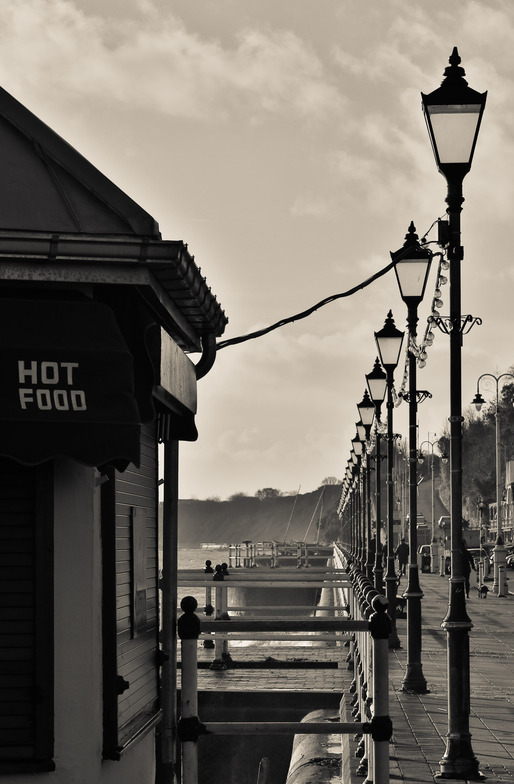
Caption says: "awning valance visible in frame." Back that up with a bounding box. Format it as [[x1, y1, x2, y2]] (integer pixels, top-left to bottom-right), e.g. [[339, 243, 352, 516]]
[[0, 297, 143, 470]]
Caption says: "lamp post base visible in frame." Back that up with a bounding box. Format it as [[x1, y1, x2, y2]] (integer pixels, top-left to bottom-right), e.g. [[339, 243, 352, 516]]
[[385, 569, 401, 649], [402, 565, 428, 693], [437, 735, 482, 780]]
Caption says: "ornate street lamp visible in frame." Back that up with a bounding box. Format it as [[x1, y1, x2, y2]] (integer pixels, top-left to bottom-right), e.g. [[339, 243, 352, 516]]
[[422, 47, 486, 780], [366, 359, 387, 591], [472, 372, 514, 595], [375, 311, 404, 649], [418, 438, 438, 562], [393, 222, 432, 692], [351, 433, 365, 569], [357, 392, 375, 581]]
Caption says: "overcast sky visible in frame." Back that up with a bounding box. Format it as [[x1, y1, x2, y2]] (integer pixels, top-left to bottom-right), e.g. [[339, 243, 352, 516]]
[[3, 0, 513, 499]]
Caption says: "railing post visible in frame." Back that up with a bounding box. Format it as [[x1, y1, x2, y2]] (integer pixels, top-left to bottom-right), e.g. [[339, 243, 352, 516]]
[[203, 586, 215, 648], [178, 596, 202, 784], [369, 594, 392, 784]]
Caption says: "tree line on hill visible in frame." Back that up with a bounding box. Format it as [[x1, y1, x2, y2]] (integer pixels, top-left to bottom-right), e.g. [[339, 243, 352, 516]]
[[177, 480, 342, 546]]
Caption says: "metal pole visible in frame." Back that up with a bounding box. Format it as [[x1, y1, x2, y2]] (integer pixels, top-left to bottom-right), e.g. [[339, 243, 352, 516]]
[[402, 310, 427, 692], [374, 425, 384, 592], [365, 450, 374, 581], [385, 373, 400, 649], [493, 392, 502, 593], [439, 173, 479, 778]]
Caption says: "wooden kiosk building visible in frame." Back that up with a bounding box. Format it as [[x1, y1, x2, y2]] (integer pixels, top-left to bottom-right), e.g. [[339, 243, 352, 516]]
[[0, 86, 227, 783]]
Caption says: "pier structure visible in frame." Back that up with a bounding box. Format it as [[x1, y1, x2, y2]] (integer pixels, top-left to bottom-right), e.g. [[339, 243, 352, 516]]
[[176, 542, 514, 784], [177, 544, 392, 783]]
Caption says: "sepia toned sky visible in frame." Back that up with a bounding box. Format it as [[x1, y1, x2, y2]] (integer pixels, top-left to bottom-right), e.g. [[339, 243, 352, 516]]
[[2, 0, 513, 499]]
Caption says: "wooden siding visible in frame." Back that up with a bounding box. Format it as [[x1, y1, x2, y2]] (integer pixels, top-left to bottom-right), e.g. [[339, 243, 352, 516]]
[[102, 422, 160, 758], [0, 459, 54, 772]]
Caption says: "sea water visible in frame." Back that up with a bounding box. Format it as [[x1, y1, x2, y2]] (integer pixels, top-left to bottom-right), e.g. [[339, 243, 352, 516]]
[[178, 546, 230, 571]]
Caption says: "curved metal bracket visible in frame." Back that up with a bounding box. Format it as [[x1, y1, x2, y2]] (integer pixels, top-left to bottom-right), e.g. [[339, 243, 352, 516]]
[[429, 315, 482, 335], [402, 390, 432, 405]]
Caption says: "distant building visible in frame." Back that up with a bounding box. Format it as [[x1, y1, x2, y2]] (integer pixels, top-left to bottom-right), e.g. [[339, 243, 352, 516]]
[[0, 85, 227, 782], [488, 460, 514, 543]]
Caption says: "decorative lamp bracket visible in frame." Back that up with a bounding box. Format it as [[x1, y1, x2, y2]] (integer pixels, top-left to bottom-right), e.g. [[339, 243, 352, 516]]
[[402, 390, 432, 405], [429, 315, 482, 335]]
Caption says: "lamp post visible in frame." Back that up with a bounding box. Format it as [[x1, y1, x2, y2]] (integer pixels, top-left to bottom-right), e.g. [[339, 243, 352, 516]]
[[358, 391, 375, 581], [375, 311, 404, 649], [393, 222, 432, 692], [351, 432, 365, 570], [366, 358, 388, 592], [472, 372, 514, 595], [422, 47, 486, 779], [418, 437, 438, 569]]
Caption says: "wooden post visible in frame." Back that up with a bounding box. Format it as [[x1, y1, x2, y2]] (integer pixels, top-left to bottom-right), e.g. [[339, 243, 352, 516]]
[[157, 438, 179, 783]]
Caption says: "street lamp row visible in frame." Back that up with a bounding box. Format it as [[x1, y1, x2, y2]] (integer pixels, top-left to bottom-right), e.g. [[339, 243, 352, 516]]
[[340, 47, 486, 779]]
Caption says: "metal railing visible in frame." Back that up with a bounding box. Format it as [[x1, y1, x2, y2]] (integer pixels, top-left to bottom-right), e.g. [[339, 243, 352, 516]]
[[176, 545, 392, 784]]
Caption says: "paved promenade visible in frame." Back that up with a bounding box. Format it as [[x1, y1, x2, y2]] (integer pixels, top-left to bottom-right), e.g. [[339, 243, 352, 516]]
[[386, 571, 514, 783], [180, 571, 514, 783]]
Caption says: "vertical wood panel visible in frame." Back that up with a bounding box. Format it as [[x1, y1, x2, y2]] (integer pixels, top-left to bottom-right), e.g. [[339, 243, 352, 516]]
[[102, 421, 160, 758], [0, 459, 54, 772]]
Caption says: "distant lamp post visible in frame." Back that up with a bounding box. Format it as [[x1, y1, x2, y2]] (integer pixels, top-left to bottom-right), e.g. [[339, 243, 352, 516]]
[[472, 371, 514, 595], [357, 391, 375, 581], [366, 358, 388, 592], [351, 433, 365, 569], [393, 222, 432, 691], [418, 438, 438, 568], [422, 47, 486, 780], [375, 311, 404, 649]]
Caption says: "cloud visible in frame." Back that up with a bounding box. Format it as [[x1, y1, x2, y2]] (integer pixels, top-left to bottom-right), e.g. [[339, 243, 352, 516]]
[[290, 195, 331, 217], [0, 0, 346, 124]]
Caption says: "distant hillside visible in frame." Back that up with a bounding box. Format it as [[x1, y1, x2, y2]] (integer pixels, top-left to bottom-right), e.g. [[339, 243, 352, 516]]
[[177, 485, 342, 546]]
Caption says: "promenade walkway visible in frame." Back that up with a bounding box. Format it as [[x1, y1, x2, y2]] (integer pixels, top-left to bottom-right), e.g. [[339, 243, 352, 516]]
[[386, 571, 514, 783], [179, 571, 514, 783]]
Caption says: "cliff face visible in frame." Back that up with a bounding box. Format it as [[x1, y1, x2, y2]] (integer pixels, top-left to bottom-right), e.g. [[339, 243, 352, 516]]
[[176, 485, 342, 546]]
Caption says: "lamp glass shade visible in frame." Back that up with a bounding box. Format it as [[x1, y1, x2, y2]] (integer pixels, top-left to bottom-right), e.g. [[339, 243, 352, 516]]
[[395, 256, 432, 301], [421, 48, 486, 170], [374, 311, 404, 370], [472, 392, 485, 411], [352, 436, 363, 457], [356, 422, 366, 441], [366, 359, 387, 404], [392, 221, 432, 303], [357, 389, 375, 427], [427, 106, 482, 164]]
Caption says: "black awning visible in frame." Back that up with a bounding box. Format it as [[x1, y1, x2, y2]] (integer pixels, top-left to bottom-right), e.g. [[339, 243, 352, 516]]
[[0, 297, 143, 470]]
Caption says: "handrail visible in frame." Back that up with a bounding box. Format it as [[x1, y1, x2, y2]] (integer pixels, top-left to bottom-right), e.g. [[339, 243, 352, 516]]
[[177, 544, 392, 784]]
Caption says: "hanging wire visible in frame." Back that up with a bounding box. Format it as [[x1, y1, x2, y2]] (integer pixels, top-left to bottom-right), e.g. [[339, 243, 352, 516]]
[[215, 257, 398, 350], [216, 216, 444, 353]]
